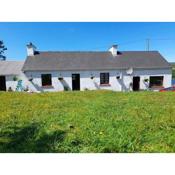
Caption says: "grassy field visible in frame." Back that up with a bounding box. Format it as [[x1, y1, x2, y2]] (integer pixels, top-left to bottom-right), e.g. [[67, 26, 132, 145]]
[[0, 91, 175, 153]]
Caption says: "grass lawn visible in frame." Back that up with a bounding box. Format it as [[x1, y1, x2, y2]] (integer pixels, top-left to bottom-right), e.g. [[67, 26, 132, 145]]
[[0, 91, 175, 153]]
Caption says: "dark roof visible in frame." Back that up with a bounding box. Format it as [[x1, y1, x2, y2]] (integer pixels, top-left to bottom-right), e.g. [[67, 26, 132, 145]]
[[0, 61, 24, 75], [22, 51, 171, 71]]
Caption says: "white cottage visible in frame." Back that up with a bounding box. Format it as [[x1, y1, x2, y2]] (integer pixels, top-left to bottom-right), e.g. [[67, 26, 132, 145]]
[[0, 43, 172, 92], [21, 43, 172, 92]]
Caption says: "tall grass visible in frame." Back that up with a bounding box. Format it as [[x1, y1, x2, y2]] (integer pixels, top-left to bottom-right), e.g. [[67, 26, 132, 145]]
[[0, 91, 175, 152]]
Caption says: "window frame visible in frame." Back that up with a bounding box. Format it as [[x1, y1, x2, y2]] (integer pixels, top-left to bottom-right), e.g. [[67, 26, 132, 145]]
[[100, 72, 110, 85], [149, 76, 164, 88], [41, 74, 52, 87]]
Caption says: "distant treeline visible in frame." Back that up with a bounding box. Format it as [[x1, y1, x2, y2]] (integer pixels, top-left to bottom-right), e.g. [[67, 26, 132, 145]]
[[170, 62, 175, 65]]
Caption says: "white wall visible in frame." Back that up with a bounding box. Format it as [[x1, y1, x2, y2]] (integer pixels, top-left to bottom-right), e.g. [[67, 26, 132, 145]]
[[25, 70, 122, 92], [5, 73, 29, 91], [4, 72, 38, 91], [134, 68, 172, 90], [23, 68, 172, 92], [122, 68, 172, 91], [5, 75, 19, 91]]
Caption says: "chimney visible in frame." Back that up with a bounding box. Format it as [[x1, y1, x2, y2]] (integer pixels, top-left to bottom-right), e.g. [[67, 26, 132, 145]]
[[26, 42, 36, 56], [109, 44, 118, 56]]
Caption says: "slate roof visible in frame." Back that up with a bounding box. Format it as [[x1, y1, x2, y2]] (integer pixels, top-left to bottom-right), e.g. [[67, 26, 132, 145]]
[[22, 51, 171, 71], [0, 61, 24, 75]]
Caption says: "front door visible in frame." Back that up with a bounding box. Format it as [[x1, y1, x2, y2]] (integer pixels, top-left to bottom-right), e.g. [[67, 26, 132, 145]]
[[133, 76, 140, 91], [0, 76, 6, 91], [72, 74, 80, 90]]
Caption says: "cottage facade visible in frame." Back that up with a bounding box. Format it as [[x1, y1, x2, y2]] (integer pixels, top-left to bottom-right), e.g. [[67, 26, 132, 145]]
[[0, 43, 172, 92]]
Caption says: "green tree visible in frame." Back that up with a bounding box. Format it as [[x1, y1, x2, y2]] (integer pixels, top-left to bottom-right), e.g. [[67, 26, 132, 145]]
[[0, 40, 7, 61]]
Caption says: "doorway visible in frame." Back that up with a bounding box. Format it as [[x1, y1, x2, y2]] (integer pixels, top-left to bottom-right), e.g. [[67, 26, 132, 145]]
[[133, 76, 140, 91], [0, 76, 6, 91], [72, 74, 80, 90]]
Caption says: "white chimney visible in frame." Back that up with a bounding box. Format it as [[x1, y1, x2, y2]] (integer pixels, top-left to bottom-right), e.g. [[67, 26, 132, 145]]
[[109, 44, 118, 56], [26, 42, 36, 56]]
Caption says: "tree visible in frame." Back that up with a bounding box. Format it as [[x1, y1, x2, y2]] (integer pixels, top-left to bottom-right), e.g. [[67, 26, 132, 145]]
[[0, 40, 7, 61]]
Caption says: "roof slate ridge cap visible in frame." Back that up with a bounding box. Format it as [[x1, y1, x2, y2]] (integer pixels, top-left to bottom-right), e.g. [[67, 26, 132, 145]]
[[39, 51, 110, 53], [0, 60, 24, 62], [38, 50, 159, 53], [119, 50, 159, 52]]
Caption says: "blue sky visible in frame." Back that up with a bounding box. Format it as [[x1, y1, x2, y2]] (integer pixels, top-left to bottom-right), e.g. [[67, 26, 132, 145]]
[[0, 22, 175, 62]]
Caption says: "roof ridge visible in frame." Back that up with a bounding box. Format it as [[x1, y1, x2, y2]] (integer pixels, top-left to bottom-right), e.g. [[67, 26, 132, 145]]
[[39, 50, 159, 53], [39, 51, 109, 53], [0, 60, 24, 62], [121, 50, 158, 52]]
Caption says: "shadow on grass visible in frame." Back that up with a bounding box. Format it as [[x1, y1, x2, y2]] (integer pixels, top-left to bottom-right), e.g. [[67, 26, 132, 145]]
[[0, 123, 66, 153]]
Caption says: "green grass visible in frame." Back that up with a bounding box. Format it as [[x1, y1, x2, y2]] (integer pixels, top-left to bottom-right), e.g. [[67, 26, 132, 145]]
[[0, 91, 175, 153]]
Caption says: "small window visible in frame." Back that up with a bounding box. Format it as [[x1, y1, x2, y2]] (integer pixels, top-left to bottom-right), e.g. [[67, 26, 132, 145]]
[[100, 73, 109, 85], [149, 76, 163, 88], [41, 74, 52, 86]]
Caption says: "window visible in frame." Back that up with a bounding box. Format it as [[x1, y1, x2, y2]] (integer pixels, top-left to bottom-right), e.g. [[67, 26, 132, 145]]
[[149, 76, 164, 88], [100, 73, 109, 85], [41, 74, 52, 86]]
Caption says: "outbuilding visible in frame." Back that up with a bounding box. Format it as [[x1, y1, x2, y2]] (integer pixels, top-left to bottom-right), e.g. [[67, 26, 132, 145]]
[[0, 61, 24, 91]]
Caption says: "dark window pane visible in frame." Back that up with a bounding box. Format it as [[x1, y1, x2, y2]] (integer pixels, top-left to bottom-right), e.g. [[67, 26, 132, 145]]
[[41, 74, 52, 86], [100, 73, 109, 84], [149, 76, 163, 88]]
